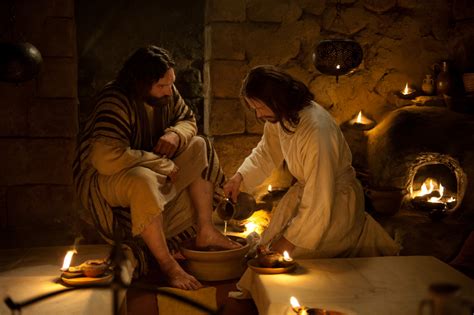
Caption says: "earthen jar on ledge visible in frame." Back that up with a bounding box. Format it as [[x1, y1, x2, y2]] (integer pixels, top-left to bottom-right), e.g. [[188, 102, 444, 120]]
[[435, 61, 453, 95]]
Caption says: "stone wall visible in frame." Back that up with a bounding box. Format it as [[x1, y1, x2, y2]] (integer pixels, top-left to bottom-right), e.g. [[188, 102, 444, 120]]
[[76, 0, 205, 130], [0, 0, 78, 247], [205, 0, 474, 175]]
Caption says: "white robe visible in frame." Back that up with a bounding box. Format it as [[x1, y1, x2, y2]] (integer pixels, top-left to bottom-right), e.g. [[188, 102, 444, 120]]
[[238, 102, 400, 257]]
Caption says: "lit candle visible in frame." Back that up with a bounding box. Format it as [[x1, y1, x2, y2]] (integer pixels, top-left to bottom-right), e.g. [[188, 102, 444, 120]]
[[399, 82, 416, 99], [290, 296, 308, 314], [402, 82, 413, 95], [349, 110, 375, 130], [336, 64, 340, 70], [283, 251, 293, 262], [61, 249, 77, 271], [268, 184, 272, 192]]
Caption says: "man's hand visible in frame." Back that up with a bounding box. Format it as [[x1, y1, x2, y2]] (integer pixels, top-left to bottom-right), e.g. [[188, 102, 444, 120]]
[[223, 172, 243, 202], [153, 131, 179, 158], [168, 164, 179, 183]]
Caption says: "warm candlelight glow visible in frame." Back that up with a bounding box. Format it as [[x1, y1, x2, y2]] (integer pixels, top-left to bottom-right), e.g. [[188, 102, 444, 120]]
[[283, 251, 293, 261], [268, 184, 272, 192], [336, 64, 340, 69], [245, 221, 258, 234], [402, 82, 413, 95], [290, 296, 301, 309], [61, 249, 77, 271], [350, 110, 373, 127]]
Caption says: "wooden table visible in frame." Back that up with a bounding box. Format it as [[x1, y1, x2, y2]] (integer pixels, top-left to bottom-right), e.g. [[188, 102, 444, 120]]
[[0, 245, 127, 315], [237, 256, 474, 315]]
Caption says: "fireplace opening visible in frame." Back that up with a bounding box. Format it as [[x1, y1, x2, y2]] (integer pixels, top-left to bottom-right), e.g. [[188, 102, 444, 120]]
[[405, 153, 468, 219]]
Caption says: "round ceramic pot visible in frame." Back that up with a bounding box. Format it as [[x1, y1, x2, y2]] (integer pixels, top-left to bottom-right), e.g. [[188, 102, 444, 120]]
[[180, 236, 249, 281]]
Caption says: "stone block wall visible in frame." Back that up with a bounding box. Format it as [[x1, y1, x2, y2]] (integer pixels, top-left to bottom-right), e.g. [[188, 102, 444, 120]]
[[0, 0, 78, 248], [205, 0, 474, 175]]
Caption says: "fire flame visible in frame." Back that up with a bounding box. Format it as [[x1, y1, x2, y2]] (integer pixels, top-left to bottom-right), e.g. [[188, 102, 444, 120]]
[[402, 82, 412, 95], [290, 296, 301, 309], [268, 184, 272, 192], [356, 111, 362, 123], [410, 178, 456, 204], [244, 221, 258, 234], [336, 64, 340, 69], [61, 249, 77, 271], [283, 251, 292, 261], [243, 210, 270, 236]]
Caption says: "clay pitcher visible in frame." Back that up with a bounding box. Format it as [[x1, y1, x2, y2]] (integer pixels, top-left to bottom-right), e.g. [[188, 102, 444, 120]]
[[422, 74, 435, 95], [434, 61, 453, 95]]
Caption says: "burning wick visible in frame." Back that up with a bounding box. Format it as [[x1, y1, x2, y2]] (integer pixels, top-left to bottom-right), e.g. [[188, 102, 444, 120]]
[[401, 82, 414, 95], [283, 251, 293, 262], [290, 296, 308, 314], [268, 184, 272, 192], [350, 110, 374, 130], [61, 249, 77, 271]]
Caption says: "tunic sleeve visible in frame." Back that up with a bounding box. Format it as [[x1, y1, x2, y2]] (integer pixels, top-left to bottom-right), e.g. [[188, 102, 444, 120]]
[[237, 123, 284, 192], [164, 85, 197, 152], [283, 125, 338, 250], [88, 90, 175, 177], [90, 138, 176, 177]]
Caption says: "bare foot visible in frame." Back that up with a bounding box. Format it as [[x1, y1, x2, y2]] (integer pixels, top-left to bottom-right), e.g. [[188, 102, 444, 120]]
[[161, 259, 202, 290], [196, 226, 242, 250]]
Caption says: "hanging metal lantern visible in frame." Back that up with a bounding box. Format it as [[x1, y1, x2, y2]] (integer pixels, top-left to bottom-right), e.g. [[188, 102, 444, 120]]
[[313, 39, 363, 83], [0, 0, 43, 83], [0, 42, 43, 83], [313, 0, 363, 83]]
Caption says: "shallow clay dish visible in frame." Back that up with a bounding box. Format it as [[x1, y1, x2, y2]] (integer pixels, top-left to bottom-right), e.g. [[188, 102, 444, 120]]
[[61, 272, 113, 286], [180, 235, 249, 281], [247, 258, 297, 274]]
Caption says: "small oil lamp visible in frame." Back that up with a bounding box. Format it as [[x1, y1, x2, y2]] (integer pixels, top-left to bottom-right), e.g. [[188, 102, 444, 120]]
[[267, 184, 287, 198], [290, 296, 343, 315], [399, 82, 416, 99], [61, 249, 77, 271], [290, 296, 306, 314], [349, 110, 375, 130]]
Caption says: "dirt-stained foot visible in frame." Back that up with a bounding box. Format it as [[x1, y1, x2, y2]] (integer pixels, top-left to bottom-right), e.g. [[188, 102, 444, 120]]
[[195, 226, 242, 250], [161, 259, 202, 290]]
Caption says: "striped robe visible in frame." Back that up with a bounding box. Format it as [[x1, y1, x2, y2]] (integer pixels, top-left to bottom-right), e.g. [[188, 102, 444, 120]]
[[73, 82, 225, 275]]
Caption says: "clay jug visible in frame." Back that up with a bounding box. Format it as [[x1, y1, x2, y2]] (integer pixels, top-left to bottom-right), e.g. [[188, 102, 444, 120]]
[[434, 61, 453, 95], [422, 74, 435, 95]]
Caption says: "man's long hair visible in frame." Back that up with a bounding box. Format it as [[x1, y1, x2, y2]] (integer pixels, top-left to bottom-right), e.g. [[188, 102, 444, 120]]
[[116, 45, 175, 100], [240, 65, 314, 133]]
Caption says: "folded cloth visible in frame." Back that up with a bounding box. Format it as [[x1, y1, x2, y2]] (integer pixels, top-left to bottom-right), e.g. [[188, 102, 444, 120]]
[[157, 286, 217, 315]]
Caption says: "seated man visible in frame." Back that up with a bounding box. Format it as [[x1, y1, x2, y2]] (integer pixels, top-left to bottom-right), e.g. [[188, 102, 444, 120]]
[[224, 65, 400, 258], [73, 45, 239, 290]]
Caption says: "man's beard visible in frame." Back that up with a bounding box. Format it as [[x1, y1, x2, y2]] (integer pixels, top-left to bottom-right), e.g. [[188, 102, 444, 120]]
[[145, 95, 171, 107]]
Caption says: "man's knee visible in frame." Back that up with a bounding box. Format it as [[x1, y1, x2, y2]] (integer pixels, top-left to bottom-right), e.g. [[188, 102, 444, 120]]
[[124, 166, 158, 191], [187, 136, 207, 153]]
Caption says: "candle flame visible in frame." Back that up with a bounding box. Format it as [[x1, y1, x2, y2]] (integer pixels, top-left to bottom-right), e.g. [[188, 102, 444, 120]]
[[356, 111, 362, 123], [290, 296, 301, 309], [283, 250, 292, 261], [61, 249, 77, 271], [336, 64, 340, 69], [402, 82, 411, 95], [245, 221, 257, 234], [268, 184, 272, 192]]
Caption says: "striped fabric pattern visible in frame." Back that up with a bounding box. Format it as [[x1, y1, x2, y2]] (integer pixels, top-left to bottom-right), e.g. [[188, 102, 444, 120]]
[[73, 82, 225, 276]]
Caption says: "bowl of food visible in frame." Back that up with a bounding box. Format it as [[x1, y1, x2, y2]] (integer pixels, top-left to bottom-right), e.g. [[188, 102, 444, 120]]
[[180, 235, 249, 281]]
